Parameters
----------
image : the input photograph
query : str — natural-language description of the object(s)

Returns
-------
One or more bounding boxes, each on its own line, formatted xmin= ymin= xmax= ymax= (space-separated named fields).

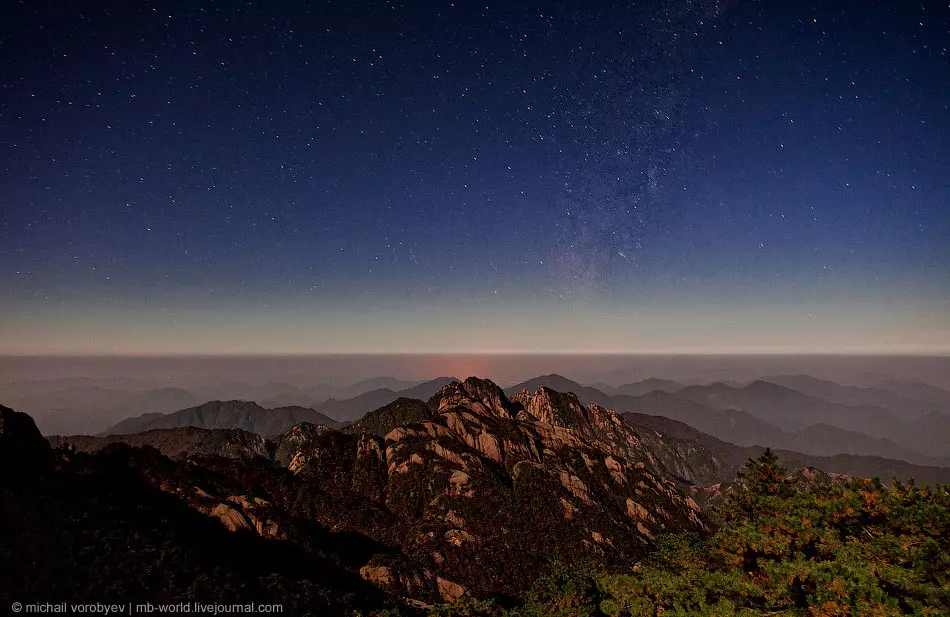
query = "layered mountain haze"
xmin=104 ymin=400 xmax=344 ymax=436
xmin=29 ymin=367 xmax=945 ymax=487
xmin=675 ymin=380 xmax=908 ymax=436
xmin=0 ymin=375 xmax=459 ymax=435
xmin=612 ymin=389 xmax=789 ymax=447
xmin=91 ymin=378 xmax=461 ymax=436
xmin=762 ymin=374 xmax=944 ymax=420
xmin=619 ymin=412 xmax=950 ymax=488
xmin=613 ymin=378 xmax=683 ymax=397
xmin=18 ymin=370 xmax=950 ymax=470
xmin=872 ymin=379 xmax=950 ymax=408
xmin=504 ymin=374 xmax=950 ymax=465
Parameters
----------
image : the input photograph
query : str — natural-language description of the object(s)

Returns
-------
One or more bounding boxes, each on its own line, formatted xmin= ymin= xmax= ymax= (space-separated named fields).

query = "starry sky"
xmin=2 ymin=0 xmax=948 ymax=354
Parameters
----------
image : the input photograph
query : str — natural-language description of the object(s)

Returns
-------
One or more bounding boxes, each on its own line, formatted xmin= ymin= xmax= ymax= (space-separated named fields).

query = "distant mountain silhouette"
xmin=876 ymin=379 xmax=950 ymax=410
xmin=0 ymin=381 xmax=208 ymax=435
xmin=785 ymin=423 xmax=937 ymax=465
xmin=614 ymin=390 xmax=789 ymax=447
xmin=130 ymin=387 xmax=206 ymax=413
xmin=342 ymin=377 xmax=423 ymax=395
xmin=676 ymin=380 xmax=909 ymax=437
xmin=613 ymin=377 xmax=683 ymax=396
xmin=761 ymin=374 xmax=936 ymax=420
xmin=50 ymin=426 xmax=273 ymax=460
xmin=342 ymin=398 xmax=431 ymax=437
xmin=315 ymin=377 xmax=458 ymax=423
xmin=908 ymin=410 xmax=950 ymax=458
xmin=311 ymin=389 xmax=404 ymax=424
xmin=619 ymin=411 xmax=950 ymax=487
xmin=258 ymin=377 xmax=424 ymax=408
xmin=95 ymin=377 xmax=458 ymax=436
xmin=103 ymin=400 xmax=343 ymax=436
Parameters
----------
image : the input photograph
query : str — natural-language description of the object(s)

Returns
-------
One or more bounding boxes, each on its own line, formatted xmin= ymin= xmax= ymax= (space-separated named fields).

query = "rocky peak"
xmin=512 ymin=386 xmax=587 ymax=427
xmin=510 ymin=388 xmax=636 ymax=454
xmin=427 ymin=377 xmax=517 ymax=419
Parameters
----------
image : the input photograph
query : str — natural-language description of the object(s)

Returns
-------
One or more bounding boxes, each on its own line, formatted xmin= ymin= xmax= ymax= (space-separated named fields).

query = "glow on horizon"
xmin=3 ymin=298 xmax=947 ymax=356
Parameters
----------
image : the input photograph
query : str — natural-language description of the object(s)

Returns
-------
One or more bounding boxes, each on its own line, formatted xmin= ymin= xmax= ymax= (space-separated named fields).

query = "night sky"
xmin=2 ymin=0 xmax=948 ymax=354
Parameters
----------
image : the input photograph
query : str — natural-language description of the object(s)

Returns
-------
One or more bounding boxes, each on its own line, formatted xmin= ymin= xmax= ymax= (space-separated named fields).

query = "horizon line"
xmin=2 ymin=349 xmax=950 ymax=359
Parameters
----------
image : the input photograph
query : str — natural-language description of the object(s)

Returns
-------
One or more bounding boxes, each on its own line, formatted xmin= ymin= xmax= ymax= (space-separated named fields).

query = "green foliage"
xmin=428 ymin=597 xmax=498 ymax=616
xmin=515 ymin=563 xmax=602 ymax=617
xmin=428 ymin=451 xmax=950 ymax=617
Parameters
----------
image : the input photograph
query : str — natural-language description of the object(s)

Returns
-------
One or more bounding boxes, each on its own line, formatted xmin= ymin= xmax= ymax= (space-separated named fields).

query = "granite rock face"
xmin=286 ymin=378 xmax=707 ymax=600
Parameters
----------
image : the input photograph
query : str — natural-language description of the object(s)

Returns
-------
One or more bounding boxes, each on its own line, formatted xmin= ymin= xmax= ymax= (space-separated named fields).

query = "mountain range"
xmin=8 ymin=371 xmax=950 ymax=468
xmin=7 ymin=375 xmax=950 ymax=612
xmin=52 ymin=382 xmax=950 ymax=491
xmin=104 ymin=400 xmax=344 ymax=436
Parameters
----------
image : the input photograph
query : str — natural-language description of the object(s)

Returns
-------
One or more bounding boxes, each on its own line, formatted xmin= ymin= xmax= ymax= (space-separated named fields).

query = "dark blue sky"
xmin=2 ymin=0 xmax=948 ymax=353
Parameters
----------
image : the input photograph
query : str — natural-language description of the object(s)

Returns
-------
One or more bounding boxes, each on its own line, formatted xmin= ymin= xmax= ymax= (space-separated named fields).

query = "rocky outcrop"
xmin=209 ymin=502 xmax=254 ymax=532
xmin=285 ymin=378 xmax=708 ymax=601
xmin=358 ymin=556 xmax=468 ymax=603
xmin=427 ymin=378 xmax=517 ymax=419
xmin=205 ymin=495 xmax=280 ymax=538
xmin=0 ymin=404 xmax=52 ymax=481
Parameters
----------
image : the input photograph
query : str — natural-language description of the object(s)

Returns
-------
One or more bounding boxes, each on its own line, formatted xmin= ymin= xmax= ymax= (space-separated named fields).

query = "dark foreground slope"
xmin=0 ymin=405 xmax=388 ymax=616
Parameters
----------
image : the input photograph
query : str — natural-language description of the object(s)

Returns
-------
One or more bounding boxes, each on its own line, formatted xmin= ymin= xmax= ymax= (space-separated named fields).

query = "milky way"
xmin=1 ymin=0 xmax=948 ymax=353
